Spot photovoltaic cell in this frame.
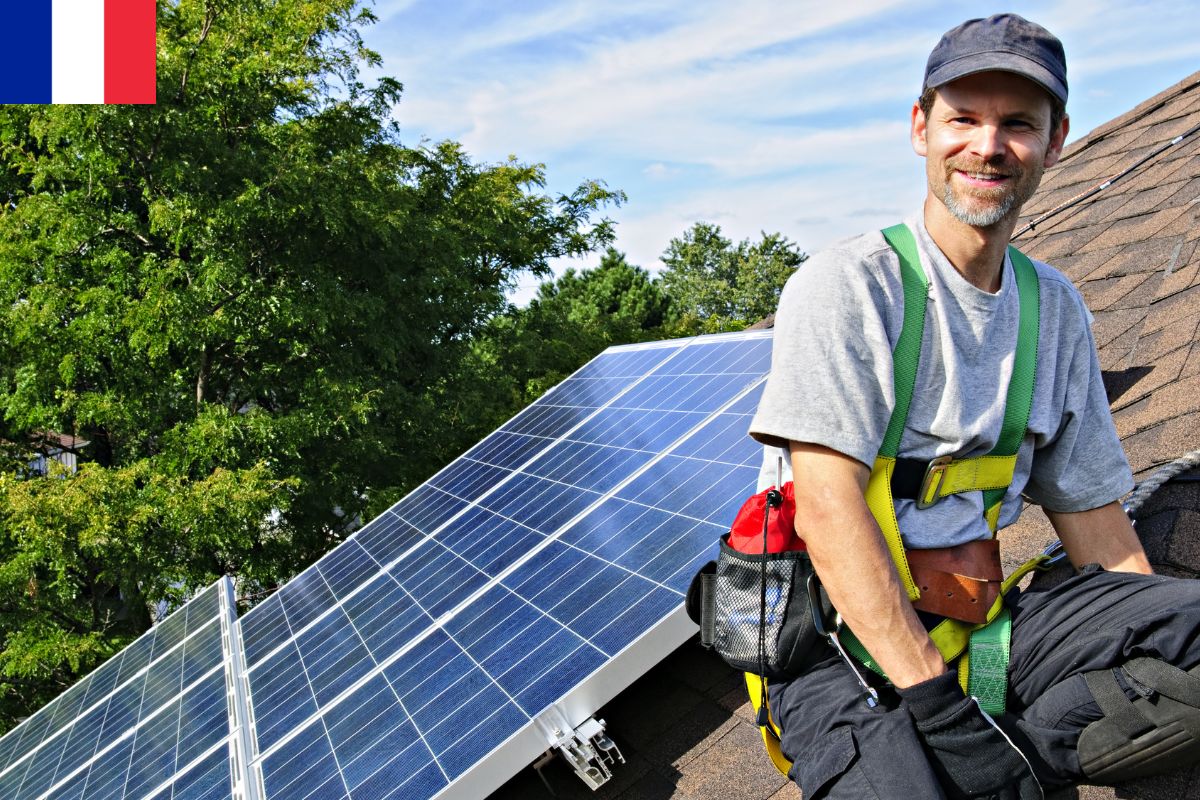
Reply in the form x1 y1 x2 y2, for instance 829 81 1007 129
237 344 698 680
150 745 234 800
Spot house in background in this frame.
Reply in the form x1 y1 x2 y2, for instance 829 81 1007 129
25 432 88 476
489 70 1200 800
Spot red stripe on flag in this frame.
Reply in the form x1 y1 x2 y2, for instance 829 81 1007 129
104 0 157 104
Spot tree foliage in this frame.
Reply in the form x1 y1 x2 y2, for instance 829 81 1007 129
502 248 670 399
0 0 617 730
660 222 807 333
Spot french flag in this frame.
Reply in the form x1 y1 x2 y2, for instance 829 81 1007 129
0 1 156 104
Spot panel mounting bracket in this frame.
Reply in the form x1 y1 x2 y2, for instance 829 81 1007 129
540 713 625 791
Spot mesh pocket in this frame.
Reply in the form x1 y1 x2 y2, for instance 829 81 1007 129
712 536 819 677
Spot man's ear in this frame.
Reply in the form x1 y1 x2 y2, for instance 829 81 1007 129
1045 113 1070 168
911 101 928 157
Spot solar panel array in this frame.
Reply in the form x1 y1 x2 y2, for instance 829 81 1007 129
0 329 774 800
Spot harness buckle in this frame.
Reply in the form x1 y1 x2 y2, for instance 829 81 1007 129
917 455 954 509
1041 540 1069 568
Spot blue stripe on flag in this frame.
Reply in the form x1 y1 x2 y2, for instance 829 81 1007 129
0 2 53 103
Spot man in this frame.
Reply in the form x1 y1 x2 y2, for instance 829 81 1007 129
748 14 1200 799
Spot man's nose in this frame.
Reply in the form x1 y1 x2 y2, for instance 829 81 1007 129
969 125 1006 161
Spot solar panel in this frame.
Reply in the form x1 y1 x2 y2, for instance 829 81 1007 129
0 329 776 800
0 578 253 800
238 330 772 800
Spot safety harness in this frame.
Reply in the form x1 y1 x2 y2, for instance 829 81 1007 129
747 223 1061 774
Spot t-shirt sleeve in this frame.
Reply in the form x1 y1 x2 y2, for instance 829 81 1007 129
748 244 899 468
1023 287 1134 512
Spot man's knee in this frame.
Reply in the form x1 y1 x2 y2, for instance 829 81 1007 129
1077 657 1200 784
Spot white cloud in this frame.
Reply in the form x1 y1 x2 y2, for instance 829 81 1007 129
448 3 618 57
364 0 1200 307
702 120 911 175
642 162 680 179
614 161 925 271
385 1 928 155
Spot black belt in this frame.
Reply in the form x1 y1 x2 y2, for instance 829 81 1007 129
890 457 933 500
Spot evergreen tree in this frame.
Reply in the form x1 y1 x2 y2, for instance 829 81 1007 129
659 222 806 333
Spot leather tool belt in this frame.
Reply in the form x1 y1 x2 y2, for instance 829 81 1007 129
907 539 1002 625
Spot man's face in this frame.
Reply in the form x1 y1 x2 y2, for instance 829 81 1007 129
912 71 1068 228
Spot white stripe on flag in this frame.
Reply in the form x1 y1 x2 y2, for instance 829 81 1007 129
52 0 105 104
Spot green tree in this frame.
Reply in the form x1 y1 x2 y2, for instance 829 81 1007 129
0 0 617 730
659 222 806 333
534 248 670 341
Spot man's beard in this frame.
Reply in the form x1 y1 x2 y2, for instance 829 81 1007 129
942 183 1019 227
940 157 1041 228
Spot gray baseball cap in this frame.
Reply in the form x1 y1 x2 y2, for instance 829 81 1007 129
924 14 1067 105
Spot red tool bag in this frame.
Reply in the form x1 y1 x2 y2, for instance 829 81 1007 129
685 478 826 682
725 481 805 553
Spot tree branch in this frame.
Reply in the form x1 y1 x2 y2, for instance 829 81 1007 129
196 344 211 408
178 1 218 103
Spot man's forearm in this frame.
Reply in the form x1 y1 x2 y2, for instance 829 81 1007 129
1046 500 1152 575
790 442 945 688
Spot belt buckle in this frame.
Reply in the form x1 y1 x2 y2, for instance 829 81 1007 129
916 455 953 509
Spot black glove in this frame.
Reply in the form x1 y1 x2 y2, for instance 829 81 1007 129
898 671 1042 800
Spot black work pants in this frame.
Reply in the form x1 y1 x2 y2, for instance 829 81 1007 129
766 566 1200 798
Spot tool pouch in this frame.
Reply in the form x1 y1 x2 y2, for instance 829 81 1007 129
688 535 831 679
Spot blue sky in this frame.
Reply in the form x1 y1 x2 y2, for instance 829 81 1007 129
361 1 1200 303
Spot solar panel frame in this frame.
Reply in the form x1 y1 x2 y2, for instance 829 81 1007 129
432 347 768 798
237 341 698 687
237 341 690 677
0 584 219 785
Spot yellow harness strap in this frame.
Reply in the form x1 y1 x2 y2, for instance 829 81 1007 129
927 550 1052 665
865 457 921 601
744 673 793 775
747 550 1053 773
920 454 1019 507
869 452 1018 604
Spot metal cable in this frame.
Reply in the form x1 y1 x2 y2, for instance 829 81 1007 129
1013 121 1200 241
1123 449 1200 517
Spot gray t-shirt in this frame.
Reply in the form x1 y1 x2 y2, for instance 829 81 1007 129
749 216 1133 549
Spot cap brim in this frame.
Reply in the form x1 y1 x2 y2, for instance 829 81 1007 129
925 52 1067 105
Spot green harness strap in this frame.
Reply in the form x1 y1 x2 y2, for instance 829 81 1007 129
967 608 1012 713
882 222 1041 513
878 225 930 459
844 224 1041 714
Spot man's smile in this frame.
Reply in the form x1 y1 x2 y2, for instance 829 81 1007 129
954 169 1011 187
946 159 1018 191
